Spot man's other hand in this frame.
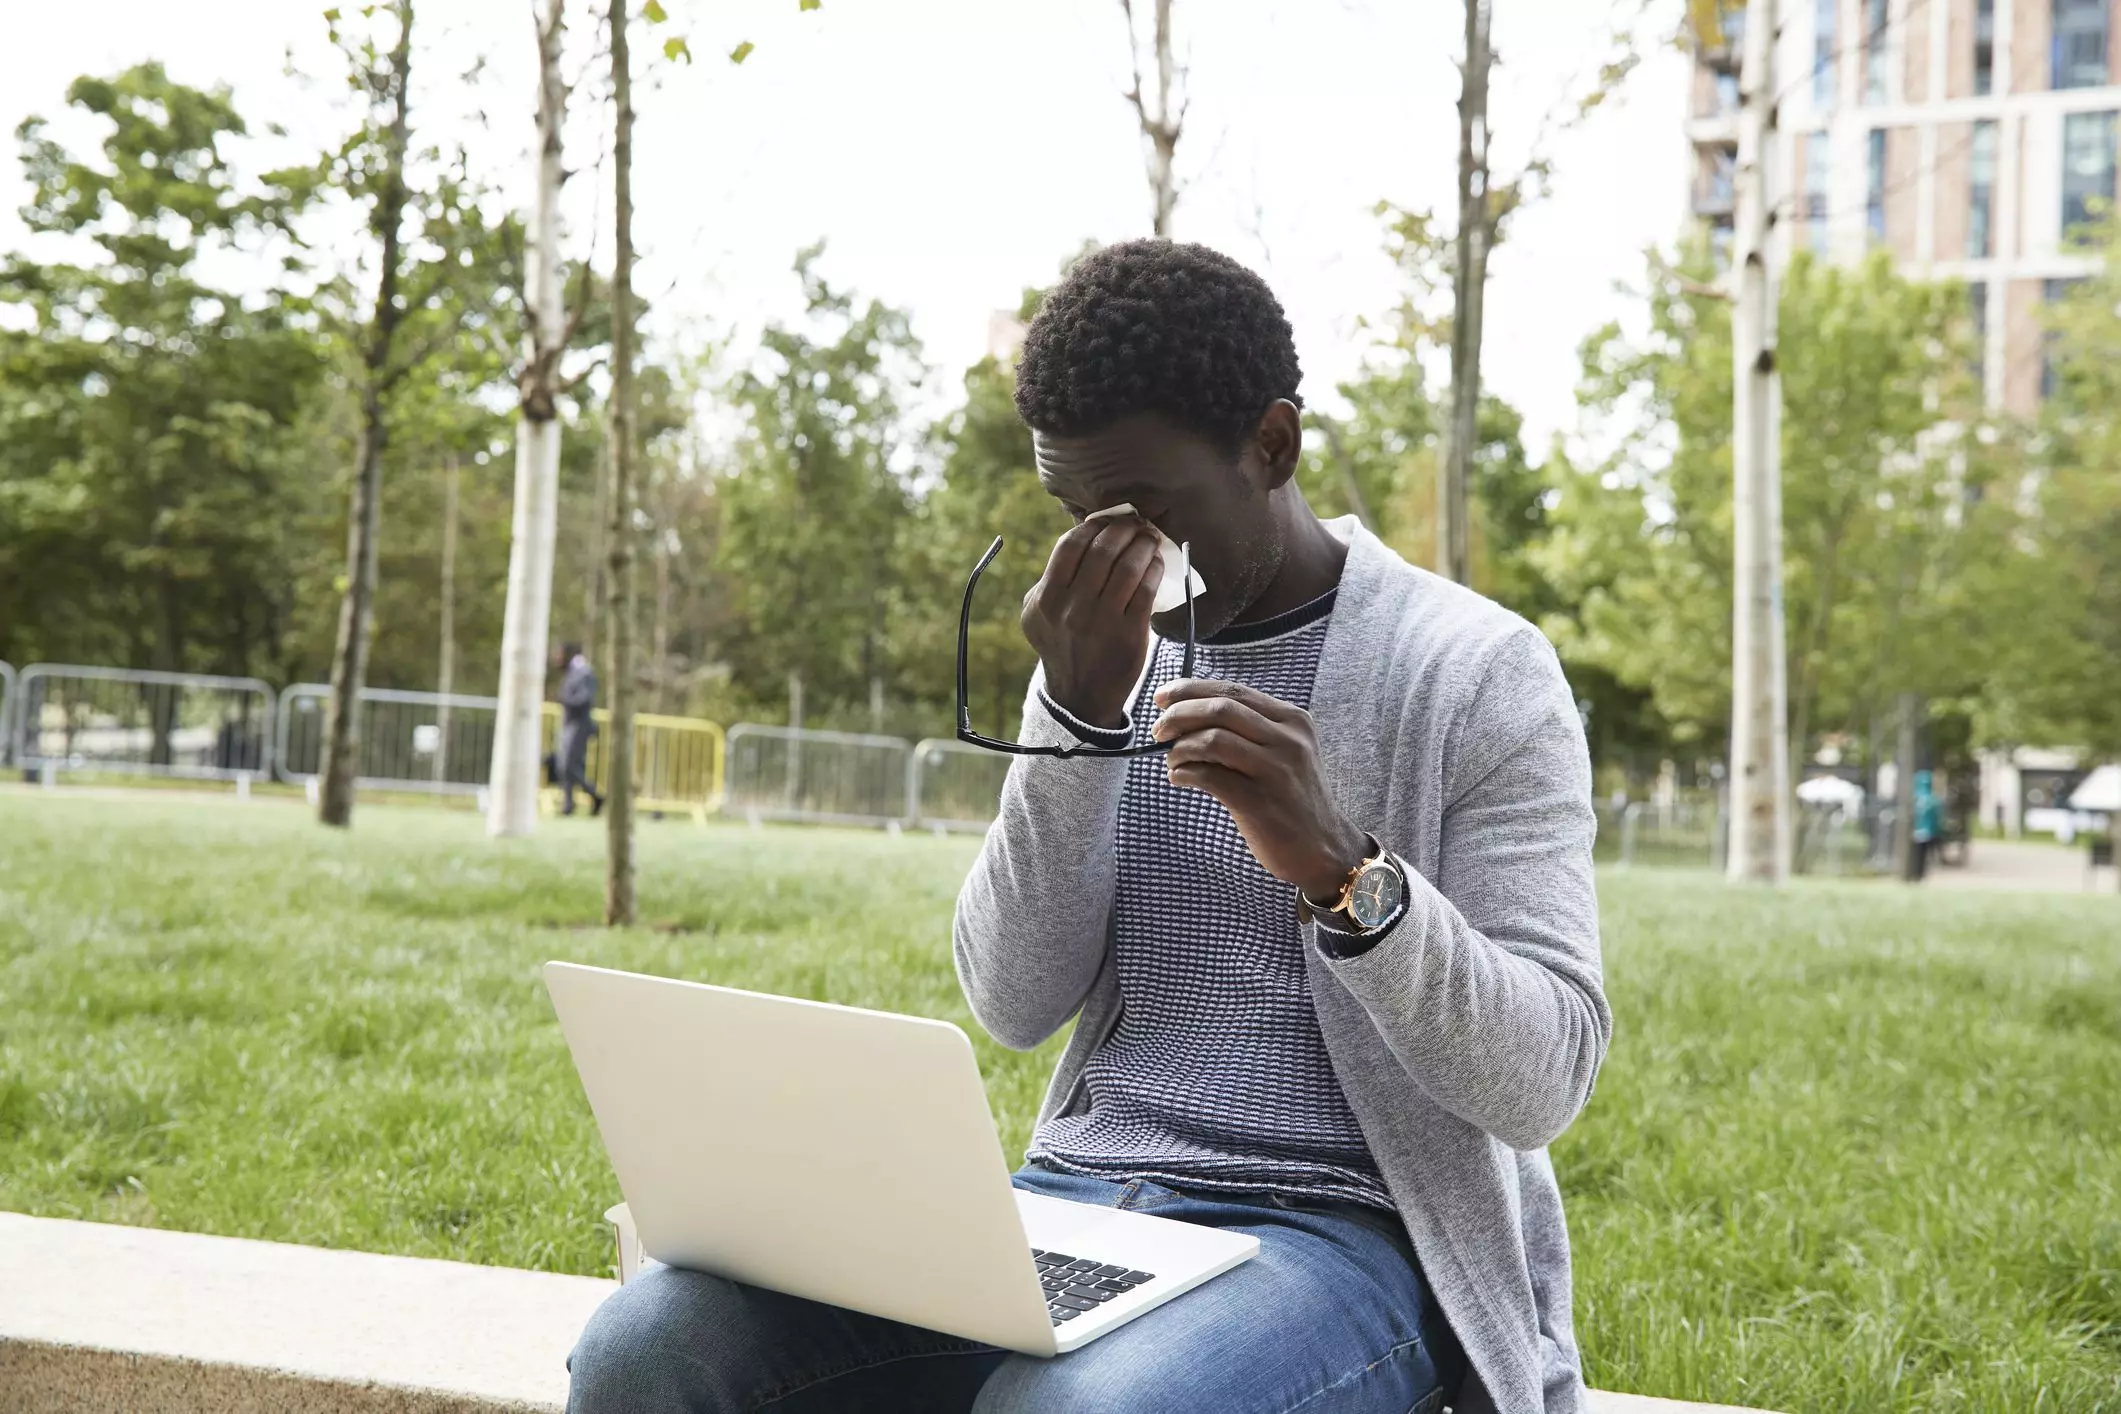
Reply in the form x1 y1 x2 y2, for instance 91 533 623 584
1022 517 1164 729
1152 679 1370 899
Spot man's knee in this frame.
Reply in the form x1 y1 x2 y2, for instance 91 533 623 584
568 1267 739 1414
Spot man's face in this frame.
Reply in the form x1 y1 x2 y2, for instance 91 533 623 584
1032 412 1284 640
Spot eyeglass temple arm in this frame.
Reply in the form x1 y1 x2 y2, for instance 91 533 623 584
958 536 1004 732
1180 541 1196 679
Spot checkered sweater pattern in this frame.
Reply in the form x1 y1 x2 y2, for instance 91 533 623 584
1025 589 1395 1210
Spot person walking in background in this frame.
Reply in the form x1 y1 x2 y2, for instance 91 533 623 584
555 643 603 817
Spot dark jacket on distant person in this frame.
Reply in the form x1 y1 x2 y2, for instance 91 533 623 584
557 656 599 781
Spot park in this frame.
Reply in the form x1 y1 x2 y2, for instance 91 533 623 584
4 790 2117 1409
4 0 2121 1410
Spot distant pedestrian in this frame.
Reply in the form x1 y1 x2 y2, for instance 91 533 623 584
555 643 603 817
1911 770 1943 879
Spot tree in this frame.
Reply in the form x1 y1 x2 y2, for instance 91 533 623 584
1541 247 2006 798
1433 2 1644 585
715 252 923 726
490 0 574 839
1439 0 1494 586
1119 0 1184 236
0 66 324 700
1978 228 2121 758
1302 208 1544 608
604 0 641 924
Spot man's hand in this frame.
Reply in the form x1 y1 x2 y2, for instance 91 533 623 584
1152 679 1371 899
1022 517 1164 728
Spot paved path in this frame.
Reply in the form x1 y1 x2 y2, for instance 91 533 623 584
1927 838 2117 895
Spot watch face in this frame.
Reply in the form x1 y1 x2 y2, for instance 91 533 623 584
1348 860 1402 929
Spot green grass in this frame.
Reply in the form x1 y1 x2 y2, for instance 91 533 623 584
1 792 2117 1412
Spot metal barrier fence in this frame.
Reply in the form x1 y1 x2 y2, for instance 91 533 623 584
724 724 913 827
275 684 500 796
12 664 276 781
541 706 725 818
1614 797 1727 870
0 661 14 767
906 738 1013 833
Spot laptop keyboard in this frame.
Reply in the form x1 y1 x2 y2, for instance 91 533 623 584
1030 1248 1156 1326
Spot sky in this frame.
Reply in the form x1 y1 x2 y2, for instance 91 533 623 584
0 0 1690 460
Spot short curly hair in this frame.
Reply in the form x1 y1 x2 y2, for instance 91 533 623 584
1013 240 1303 454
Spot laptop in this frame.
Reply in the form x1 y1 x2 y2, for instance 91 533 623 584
544 961 1258 1356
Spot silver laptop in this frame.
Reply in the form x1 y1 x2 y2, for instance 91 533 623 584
544 961 1257 1356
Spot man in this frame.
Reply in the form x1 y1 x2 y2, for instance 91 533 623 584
554 642 603 817
567 241 1607 1413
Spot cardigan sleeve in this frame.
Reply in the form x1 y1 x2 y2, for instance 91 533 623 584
1317 628 1610 1151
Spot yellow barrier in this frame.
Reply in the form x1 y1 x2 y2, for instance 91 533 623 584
539 704 726 821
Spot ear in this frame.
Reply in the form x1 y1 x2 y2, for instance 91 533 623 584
1254 400 1302 492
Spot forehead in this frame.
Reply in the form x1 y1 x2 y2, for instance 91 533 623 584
1031 414 1229 502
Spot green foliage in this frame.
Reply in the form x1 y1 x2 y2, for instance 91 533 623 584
0 65 327 676
1978 229 2121 756
1543 246 2011 763
714 249 925 721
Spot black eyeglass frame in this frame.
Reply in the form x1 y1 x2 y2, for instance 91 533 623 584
955 535 1196 758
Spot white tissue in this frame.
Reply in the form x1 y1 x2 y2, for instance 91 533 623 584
1085 503 1206 615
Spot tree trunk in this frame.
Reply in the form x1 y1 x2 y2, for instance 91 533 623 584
488 0 568 839
603 0 639 927
1894 692 1921 880
435 455 459 784
1148 0 1177 235
584 435 608 657
652 507 671 716
785 669 803 810
319 0 414 829
1121 0 1182 237
1440 0 1490 588
1727 0 1792 883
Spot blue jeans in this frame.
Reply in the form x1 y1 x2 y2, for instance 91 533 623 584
568 1165 1464 1414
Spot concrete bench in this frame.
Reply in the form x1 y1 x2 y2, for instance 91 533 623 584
0 1210 1774 1412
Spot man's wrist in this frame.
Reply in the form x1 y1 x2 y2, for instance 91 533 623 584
1037 689 1133 748
1039 678 1128 731
1298 820 1375 903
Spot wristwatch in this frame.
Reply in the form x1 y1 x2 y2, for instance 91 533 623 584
1295 835 1404 932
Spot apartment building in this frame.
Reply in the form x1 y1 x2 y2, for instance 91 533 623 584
1687 0 2121 414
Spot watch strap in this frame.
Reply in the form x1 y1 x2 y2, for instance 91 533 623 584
1296 835 1392 931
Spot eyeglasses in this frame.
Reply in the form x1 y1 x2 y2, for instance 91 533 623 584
955 535 1196 758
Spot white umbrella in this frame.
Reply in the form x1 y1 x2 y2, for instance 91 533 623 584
2068 764 2121 812
1797 775 1865 808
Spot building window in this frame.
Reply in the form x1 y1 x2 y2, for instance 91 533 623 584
1969 120 1997 258
1864 0 1890 104
1974 0 1995 95
1716 70 1741 114
2053 0 2111 90
1805 131 1831 253
1814 0 1838 106
1867 128 1888 241
2061 110 2117 236
1700 145 1736 217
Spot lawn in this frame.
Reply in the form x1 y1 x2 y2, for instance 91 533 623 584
1 792 2117 1412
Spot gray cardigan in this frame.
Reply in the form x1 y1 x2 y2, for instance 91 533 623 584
952 517 1608 1414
